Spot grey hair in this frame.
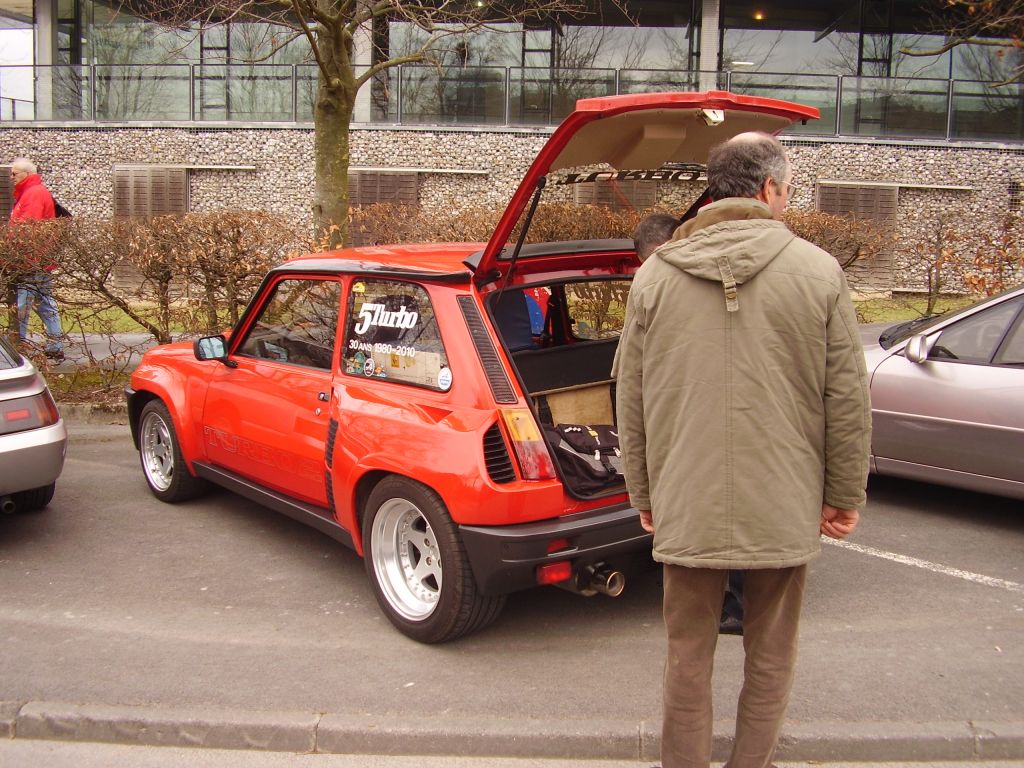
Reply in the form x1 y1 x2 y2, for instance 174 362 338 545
706 133 789 200
632 213 679 262
11 157 37 175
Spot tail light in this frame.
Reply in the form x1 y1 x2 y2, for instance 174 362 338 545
500 408 556 481
0 390 60 436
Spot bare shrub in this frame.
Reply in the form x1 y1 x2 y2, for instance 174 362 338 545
0 219 67 343
782 210 888 270
55 212 303 345
897 213 964 316
176 211 303 333
966 213 1024 296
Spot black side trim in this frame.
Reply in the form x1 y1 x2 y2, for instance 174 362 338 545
458 295 518 404
193 462 354 550
325 470 336 514
483 423 517 484
124 387 140 448
325 418 338 468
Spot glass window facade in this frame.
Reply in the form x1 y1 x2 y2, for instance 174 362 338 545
1 0 1021 141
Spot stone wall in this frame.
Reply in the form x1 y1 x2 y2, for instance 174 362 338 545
2 125 1022 293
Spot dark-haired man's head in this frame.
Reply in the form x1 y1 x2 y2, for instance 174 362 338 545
633 213 679 262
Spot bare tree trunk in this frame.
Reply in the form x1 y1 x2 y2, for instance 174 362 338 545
313 96 354 248
312 22 358 249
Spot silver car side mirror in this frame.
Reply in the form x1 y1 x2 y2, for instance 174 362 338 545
904 333 936 364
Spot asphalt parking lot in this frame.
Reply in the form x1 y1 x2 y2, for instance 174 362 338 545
1 419 1022 762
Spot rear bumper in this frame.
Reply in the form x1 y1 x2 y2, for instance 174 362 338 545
459 503 653 596
0 420 68 495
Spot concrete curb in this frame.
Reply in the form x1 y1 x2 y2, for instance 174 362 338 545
3 701 1023 762
59 403 129 425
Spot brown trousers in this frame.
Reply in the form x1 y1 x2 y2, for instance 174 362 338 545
660 563 807 768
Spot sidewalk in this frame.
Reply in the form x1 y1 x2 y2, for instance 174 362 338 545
3 701 1023 763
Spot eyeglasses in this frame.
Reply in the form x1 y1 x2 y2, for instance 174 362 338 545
775 178 799 198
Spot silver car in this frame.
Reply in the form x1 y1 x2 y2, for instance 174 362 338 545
0 336 67 513
865 284 1024 500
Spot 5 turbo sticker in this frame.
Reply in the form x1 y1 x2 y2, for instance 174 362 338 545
353 303 419 335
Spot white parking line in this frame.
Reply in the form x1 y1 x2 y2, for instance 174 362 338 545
823 537 1024 594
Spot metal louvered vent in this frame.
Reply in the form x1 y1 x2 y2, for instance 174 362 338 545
816 183 897 227
483 423 517 484
113 166 189 217
458 295 518 404
0 166 12 218
325 418 338 468
574 179 657 210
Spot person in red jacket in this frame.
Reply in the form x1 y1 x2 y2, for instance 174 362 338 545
10 158 63 361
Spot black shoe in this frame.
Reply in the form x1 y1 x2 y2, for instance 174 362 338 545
719 616 744 635
45 350 65 363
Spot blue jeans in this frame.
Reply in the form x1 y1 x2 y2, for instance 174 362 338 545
17 272 63 354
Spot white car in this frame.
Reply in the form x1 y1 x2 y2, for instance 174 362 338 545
0 336 67 512
865 284 1024 500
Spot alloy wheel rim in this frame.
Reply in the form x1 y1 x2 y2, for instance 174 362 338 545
371 497 442 621
140 412 174 492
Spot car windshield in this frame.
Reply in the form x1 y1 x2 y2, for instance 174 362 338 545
877 284 1024 349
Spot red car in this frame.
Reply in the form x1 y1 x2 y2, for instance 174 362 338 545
127 91 818 642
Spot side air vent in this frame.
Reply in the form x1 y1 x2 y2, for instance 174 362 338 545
325 418 339 468
458 295 518 404
483 423 517 484
325 470 336 512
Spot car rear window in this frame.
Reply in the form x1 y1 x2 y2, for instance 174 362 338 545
342 279 451 391
0 337 23 370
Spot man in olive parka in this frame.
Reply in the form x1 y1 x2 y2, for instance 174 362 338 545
615 132 871 768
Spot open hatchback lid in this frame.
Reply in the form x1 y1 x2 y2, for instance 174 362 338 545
469 90 819 282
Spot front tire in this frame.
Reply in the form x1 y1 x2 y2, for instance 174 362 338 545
138 400 208 503
362 476 505 643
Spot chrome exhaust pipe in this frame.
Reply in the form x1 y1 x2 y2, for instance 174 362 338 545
577 564 626 598
1 496 16 514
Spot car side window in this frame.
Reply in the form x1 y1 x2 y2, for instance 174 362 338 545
342 279 451 391
236 278 341 370
929 297 1023 364
994 307 1024 366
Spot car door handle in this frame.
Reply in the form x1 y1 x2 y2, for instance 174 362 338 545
318 392 329 401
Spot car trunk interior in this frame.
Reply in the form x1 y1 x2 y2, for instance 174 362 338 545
488 281 626 497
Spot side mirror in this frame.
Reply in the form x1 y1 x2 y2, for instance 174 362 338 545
903 333 936 364
194 335 229 362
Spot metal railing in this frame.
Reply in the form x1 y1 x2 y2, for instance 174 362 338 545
1 63 1022 143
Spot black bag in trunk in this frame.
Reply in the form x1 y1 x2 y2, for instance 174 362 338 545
543 423 622 493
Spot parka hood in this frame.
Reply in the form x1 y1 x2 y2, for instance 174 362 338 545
656 198 795 311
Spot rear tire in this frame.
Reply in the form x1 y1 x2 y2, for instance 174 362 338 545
138 400 208 503
362 476 505 643
11 483 55 513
